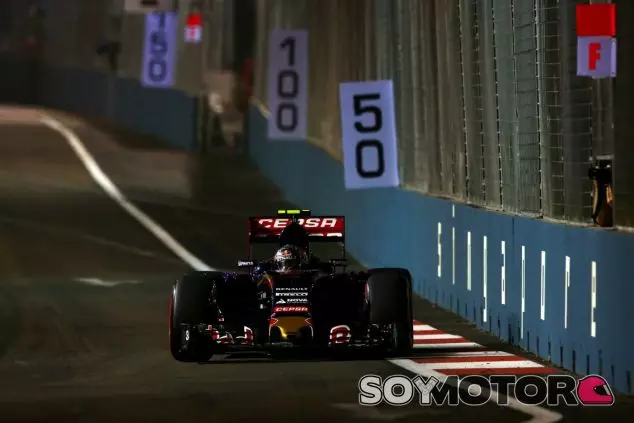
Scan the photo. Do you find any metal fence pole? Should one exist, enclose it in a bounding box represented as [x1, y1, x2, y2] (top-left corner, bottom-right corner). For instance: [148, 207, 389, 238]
[404, 0, 421, 189]
[459, 0, 484, 204]
[513, 0, 543, 215]
[559, 0, 593, 222]
[613, 0, 634, 227]
[443, 0, 467, 199]
[536, 0, 550, 217]
[478, 0, 502, 207]
[493, 0, 519, 212]
[420, 1, 441, 194]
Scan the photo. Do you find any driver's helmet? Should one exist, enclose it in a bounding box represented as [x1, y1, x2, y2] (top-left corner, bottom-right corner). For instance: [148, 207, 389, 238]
[273, 244, 307, 272]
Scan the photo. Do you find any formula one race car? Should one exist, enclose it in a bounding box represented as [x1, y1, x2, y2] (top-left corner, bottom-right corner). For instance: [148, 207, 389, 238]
[169, 209, 413, 362]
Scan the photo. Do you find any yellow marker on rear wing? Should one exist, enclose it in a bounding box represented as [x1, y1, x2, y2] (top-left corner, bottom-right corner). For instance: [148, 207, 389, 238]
[277, 209, 311, 216]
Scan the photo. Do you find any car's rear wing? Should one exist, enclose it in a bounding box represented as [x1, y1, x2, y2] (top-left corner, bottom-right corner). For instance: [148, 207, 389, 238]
[248, 209, 345, 243]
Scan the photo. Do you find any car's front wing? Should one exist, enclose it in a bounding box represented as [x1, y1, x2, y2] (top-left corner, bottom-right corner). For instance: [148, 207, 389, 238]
[177, 323, 394, 353]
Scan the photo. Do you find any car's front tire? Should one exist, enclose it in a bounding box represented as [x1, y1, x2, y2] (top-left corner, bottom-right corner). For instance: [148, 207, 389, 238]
[367, 268, 413, 356]
[169, 271, 219, 362]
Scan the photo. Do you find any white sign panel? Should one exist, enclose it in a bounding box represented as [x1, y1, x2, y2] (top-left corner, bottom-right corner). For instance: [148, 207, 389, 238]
[339, 80, 400, 189]
[267, 29, 308, 140]
[185, 26, 202, 43]
[140, 12, 177, 88]
[124, 0, 173, 13]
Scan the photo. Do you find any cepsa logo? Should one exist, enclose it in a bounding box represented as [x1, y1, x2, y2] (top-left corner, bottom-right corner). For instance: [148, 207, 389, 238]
[273, 306, 309, 313]
[252, 217, 344, 237]
[257, 218, 339, 229]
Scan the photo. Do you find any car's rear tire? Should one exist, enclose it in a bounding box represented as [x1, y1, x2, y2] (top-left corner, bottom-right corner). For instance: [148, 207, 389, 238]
[169, 271, 219, 362]
[367, 268, 413, 356]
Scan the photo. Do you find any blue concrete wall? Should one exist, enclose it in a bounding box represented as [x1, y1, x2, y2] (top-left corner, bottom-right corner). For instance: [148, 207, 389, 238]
[0, 56, 38, 104]
[0, 55, 196, 150]
[248, 104, 634, 394]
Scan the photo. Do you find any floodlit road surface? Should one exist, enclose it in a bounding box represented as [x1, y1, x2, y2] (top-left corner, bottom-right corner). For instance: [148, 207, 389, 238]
[0, 107, 631, 422]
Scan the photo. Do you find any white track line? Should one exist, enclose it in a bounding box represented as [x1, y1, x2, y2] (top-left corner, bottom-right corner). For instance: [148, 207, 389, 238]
[40, 115, 214, 272]
[75, 278, 142, 287]
[423, 360, 545, 370]
[414, 333, 464, 340]
[413, 342, 482, 349]
[419, 351, 513, 357]
[42, 114, 562, 422]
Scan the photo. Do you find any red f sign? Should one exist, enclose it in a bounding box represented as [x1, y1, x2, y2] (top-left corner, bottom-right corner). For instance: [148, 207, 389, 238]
[588, 42, 601, 70]
[577, 36, 615, 78]
[576, 4, 616, 78]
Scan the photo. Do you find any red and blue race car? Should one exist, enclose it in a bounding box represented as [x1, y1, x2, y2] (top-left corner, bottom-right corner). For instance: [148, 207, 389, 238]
[169, 209, 413, 361]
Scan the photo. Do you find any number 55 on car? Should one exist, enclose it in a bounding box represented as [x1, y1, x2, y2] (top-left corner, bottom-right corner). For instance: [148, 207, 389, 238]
[339, 80, 400, 190]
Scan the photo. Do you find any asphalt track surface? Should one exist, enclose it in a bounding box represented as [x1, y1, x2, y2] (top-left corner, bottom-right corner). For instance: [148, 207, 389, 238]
[0, 106, 632, 422]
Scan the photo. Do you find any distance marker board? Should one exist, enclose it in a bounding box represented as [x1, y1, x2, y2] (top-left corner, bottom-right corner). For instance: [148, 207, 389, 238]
[267, 29, 308, 140]
[141, 12, 178, 88]
[339, 80, 400, 190]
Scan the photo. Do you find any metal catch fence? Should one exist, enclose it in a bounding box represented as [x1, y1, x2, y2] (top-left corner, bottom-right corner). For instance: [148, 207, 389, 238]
[253, 0, 623, 225]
